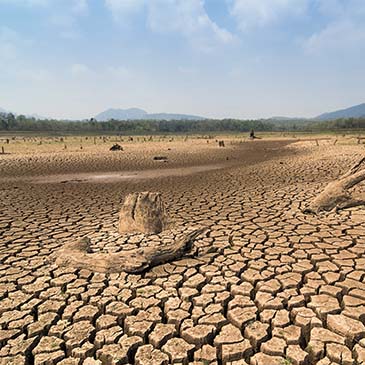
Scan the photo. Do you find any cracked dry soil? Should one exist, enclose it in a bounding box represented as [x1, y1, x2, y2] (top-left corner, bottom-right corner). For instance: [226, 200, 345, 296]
[1, 138, 365, 365]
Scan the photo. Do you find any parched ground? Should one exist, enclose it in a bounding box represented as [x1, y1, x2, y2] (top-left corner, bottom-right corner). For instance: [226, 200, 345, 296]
[1, 136, 365, 365]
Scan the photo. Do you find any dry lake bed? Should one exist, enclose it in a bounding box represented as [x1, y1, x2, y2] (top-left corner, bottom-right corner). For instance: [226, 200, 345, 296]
[1, 135, 365, 365]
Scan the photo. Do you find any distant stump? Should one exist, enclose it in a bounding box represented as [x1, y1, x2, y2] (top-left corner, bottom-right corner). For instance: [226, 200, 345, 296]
[110, 143, 123, 151]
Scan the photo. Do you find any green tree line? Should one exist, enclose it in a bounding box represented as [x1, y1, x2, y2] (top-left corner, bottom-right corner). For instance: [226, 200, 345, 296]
[1, 112, 365, 134]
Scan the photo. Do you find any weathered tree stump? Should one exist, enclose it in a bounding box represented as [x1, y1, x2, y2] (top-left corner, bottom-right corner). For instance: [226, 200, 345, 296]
[119, 192, 166, 234]
[249, 130, 261, 140]
[110, 143, 123, 151]
[304, 157, 365, 213]
[53, 228, 206, 273]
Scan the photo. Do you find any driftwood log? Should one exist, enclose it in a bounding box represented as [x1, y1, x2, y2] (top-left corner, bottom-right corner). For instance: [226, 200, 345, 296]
[304, 157, 365, 213]
[53, 228, 206, 273]
[119, 192, 166, 234]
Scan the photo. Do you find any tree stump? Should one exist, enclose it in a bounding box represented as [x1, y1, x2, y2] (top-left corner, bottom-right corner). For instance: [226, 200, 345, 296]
[110, 143, 123, 151]
[249, 130, 261, 140]
[119, 192, 166, 234]
[304, 157, 365, 213]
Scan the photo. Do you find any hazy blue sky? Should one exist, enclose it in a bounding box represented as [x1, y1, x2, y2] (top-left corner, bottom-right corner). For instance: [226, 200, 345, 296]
[0, 0, 364, 119]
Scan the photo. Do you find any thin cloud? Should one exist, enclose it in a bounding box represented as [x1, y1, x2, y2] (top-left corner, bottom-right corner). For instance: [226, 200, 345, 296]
[0, 0, 87, 9]
[305, 20, 365, 53]
[0, 0, 89, 38]
[71, 63, 93, 77]
[17, 68, 52, 82]
[0, 0, 49, 6]
[0, 27, 33, 63]
[304, 0, 365, 53]
[105, 0, 235, 50]
[72, 0, 88, 15]
[107, 66, 132, 79]
[0, 27, 19, 54]
[177, 66, 197, 75]
[70, 64, 133, 81]
[104, 0, 145, 22]
[228, 0, 308, 31]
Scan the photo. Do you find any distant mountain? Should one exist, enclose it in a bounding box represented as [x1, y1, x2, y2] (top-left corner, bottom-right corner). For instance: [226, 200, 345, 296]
[95, 107, 205, 121]
[316, 103, 365, 121]
[96, 108, 147, 121]
[145, 113, 205, 120]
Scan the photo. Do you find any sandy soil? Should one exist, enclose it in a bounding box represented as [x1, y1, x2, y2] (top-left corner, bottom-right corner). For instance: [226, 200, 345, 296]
[1, 136, 365, 365]
[0, 137, 290, 178]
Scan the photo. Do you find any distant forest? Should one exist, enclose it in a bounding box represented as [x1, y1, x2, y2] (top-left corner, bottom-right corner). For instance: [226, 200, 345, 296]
[1, 112, 365, 134]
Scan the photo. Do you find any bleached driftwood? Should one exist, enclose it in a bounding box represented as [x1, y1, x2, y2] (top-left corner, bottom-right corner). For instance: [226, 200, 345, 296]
[304, 157, 365, 214]
[53, 228, 206, 273]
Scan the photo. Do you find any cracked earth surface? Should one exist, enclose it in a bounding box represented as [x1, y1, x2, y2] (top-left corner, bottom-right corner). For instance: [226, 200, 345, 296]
[1, 138, 365, 365]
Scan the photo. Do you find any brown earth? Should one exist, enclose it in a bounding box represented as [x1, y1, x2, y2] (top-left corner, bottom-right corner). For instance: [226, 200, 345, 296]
[1, 137, 365, 365]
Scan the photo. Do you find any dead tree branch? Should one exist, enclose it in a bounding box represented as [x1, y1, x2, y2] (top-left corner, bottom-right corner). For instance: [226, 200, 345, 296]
[304, 157, 365, 214]
[53, 228, 207, 274]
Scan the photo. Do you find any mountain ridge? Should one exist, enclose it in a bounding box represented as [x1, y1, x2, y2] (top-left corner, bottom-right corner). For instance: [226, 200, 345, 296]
[2, 103, 365, 121]
[316, 103, 365, 121]
[95, 108, 205, 121]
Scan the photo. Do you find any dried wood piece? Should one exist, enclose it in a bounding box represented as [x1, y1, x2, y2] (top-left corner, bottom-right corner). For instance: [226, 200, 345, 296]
[110, 143, 123, 151]
[53, 228, 207, 273]
[119, 192, 166, 234]
[249, 129, 261, 139]
[304, 157, 365, 214]
[153, 156, 168, 161]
